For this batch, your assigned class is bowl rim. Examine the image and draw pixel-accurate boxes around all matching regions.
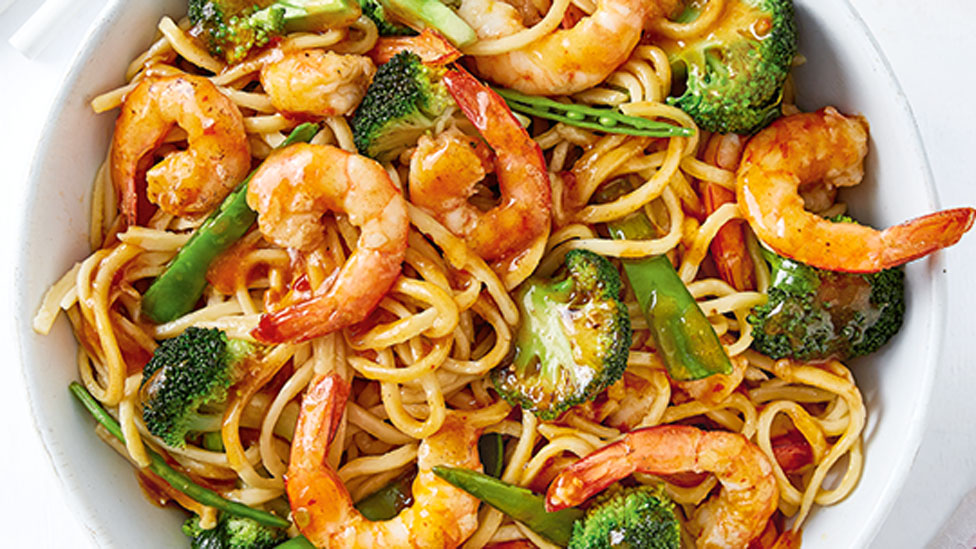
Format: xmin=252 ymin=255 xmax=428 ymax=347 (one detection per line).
xmin=12 ymin=0 xmax=945 ymax=547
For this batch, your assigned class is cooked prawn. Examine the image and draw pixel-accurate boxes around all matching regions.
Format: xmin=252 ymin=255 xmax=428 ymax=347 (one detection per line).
xmin=261 ymin=50 xmax=376 ymax=118
xmin=546 ymin=424 xmax=778 ymax=549
xmin=458 ymin=0 xmax=680 ymax=94
xmin=409 ymin=68 xmax=551 ymax=281
xmin=737 ymin=107 xmax=976 ymax=273
xmin=286 ymin=373 xmax=484 ymax=548
xmin=246 ymin=143 xmax=408 ymax=343
xmin=110 ymin=74 xmax=250 ymax=226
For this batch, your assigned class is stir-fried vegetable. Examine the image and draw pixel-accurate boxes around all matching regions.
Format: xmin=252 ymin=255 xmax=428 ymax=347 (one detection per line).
xmin=433 ymin=467 xmax=681 ymax=548
xmin=140 ymin=327 xmax=255 ymax=448
xmin=494 ymin=87 xmax=694 ymax=138
xmin=748 ymin=219 xmax=906 ymax=361
xmin=433 ymin=466 xmax=584 ymax=546
xmin=357 ymin=0 xmax=476 ymax=45
xmin=605 ymin=200 xmax=732 ymax=380
xmin=350 ymin=51 xmax=455 ymax=162
xmin=662 ymin=0 xmax=798 ymax=134
xmin=68 ymin=382 xmax=289 ymax=528
xmin=491 ymin=250 xmax=631 ymax=419
xmin=189 ymin=0 xmax=361 ymax=62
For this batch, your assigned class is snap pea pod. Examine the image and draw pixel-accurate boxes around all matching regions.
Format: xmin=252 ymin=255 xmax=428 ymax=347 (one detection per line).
xmin=355 ymin=469 xmax=416 ymax=521
xmin=433 ymin=466 xmax=584 ymax=546
xmin=606 ymin=209 xmax=733 ymax=381
xmin=478 ymin=433 xmax=504 ymax=478
xmin=492 ymin=87 xmax=695 ymax=138
xmin=141 ymin=122 xmax=320 ymax=324
xmin=68 ymin=382 xmax=289 ymax=529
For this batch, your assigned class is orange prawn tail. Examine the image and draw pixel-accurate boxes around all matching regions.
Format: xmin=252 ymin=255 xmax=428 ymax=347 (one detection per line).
xmin=879 ymin=207 xmax=976 ymax=270
xmin=286 ymin=373 xmax=354 ymax=540
xmin=545 ymin=425 xmax=698 ymax=511
xmin=369 ymin=29 xmax=462 ymax=66
xmin=251 ymin=246 xmax=405 ymax=344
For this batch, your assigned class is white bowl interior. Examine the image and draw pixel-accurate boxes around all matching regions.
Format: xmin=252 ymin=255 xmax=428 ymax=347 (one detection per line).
xmin=14 ymin=0 xmax=942 ymax=547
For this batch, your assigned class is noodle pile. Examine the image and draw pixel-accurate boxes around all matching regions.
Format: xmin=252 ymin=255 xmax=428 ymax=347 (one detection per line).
xmin=33 ymin=4 xmax=865 ymax=546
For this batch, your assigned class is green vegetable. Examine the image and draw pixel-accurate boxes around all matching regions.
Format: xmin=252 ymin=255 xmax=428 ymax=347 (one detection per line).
xmin=606 ymin=203 xmax=732 ymax=381
xmin=663 ymin=0 xmax=797 ymax=134
xmin=491 ymin=249 xmax=631 ymax=420
xmin=188 ymin=0 xmax=361 ymax=62
xmin=748 ymin=224 xmax=905 ymax=361
xmin=354 ymin=469 xmax=415 ymax=520
xmin=141 ymin=327 xmax=256 ymax=447
xmin=493 ymin=88 xmax=695 ymax=138
xmin=68 ymin=382 xmax=289 ymax=528
xmin=478 ymin=433 xmax=504 ymax=478
xmin=433 ymin=466 xmax=584 ymax=546
xmin=141 ymin=122 xmax=319 ymax=324
xmin=183 ymin=512 xmax=287 ymax=549
xmin=350 ymin=51 xmax=455 ymax=162
xmin=356 ymin=0 xmax=415 ymax=35
xmin=356 ymin=0 xmax=475 ymax=45
xmin=568 ymin=485 xmax=680 ymax=549
xmin=435 ymin=467 xmax=680 ymax=548
xmin=273 ymin=537 xmax=316 ymax=549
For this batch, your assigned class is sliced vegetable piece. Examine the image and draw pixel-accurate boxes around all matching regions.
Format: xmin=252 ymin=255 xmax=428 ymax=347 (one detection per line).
xmin=433 ymin=466 xmax=583 ymax=546
xmin=478 ymin=433 xmax=504 ymax=478
xmin=68 ymin=382 xmax=289 ymax=528
xmin=605 ymin=201 xmax=732 ymax=381
xmin=354 ymin=469 xmax=416 ymax=520
xmin=493 ymin=87 xmax=694 ymax=138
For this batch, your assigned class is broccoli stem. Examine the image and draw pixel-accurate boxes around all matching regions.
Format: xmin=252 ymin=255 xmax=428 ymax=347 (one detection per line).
xmin=278 ymin=0 xmax=361 ymax=32
xmin=606 ymin=211 xmax=733 ymax=381
xmin=381 ymin=0 xmax=476 ymax=46
xmin=68 ymin=382 xmax=290 ymax=529
xmin=433 ymin=466 xmax=584 ymax=546
xmin=141 ymin=123 xmax=320 ymax=324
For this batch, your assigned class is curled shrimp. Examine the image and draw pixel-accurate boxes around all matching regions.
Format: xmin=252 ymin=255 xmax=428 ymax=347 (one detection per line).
xmin=246 ymin=143 xmax=408 ymax=343
xmin=546 ymin=424 xmax=778 ymax=549
xmin=286 ymin=373 xmax=486 ymax=548
xmin=111 ymin=74 xmax=250 ymax=226
xmin=458 ymin=0 xmax=680 ymax=94
xmin=409 ymin=68 xmax=551 ymax=284
xmin=261 ymin=50 xmax=376 ymax=118
xmin=737 ymin=107 xmax=976 ymax=273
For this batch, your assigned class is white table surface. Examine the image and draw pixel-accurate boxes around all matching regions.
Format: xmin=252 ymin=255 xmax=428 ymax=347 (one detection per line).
xmin=1 ymin=1 xmax=973 ymax=546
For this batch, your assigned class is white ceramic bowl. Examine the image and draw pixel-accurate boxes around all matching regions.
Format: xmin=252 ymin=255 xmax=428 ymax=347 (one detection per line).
xmin=14 ymin=0 xmax=944 ymax=547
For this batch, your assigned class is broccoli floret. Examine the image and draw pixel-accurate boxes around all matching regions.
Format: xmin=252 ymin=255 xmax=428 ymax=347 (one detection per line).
xmin=661 ymin=0 xmax=797 ymax=134
xmin=188 ymin=0 xmax=360 ymax=63
xmin=491 ymin=250 xmax=631 ymax=420
xmin=141 ymin=327 xmax=255 ymax=447
xmin=350 ymin=51 xmax=455 ymax=161
xmin=568 ymin=486 xmax=680 ymax=549
xmin=183 ymin=512 xmax=286 ymax=549
xmin=748 ymin=227 xmax=906 ymax=361
xmin=356 ymin=0 xmax=416 ymax=35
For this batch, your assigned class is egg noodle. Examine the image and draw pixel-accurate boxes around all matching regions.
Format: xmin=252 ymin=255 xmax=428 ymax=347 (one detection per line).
xmin=33 ymin=6 xmax=865 ymax=547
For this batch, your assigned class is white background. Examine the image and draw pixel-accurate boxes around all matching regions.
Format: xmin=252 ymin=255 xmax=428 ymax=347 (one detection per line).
xmin=1 ymin=0 xmax=973 ymax=546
